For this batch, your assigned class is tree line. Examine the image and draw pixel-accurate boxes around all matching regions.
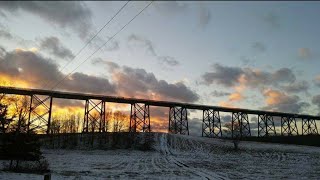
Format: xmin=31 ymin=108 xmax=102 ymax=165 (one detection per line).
xmin=0 ymin=94 xmax=130 ymax=134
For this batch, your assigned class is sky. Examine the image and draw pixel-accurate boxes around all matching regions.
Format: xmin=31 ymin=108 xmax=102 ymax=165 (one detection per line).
xmin=0 ymin=1 xmax=320 ymax=135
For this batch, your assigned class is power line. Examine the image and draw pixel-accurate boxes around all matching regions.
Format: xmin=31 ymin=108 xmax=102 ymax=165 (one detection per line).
xmin=41 ymin=1 xmax=130 ymax=89
xmin=50 ymin=1 xmax=153 ymax=91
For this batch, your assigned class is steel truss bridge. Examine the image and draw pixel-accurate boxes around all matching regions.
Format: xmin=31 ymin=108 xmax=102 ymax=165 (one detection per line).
xmin=0 ymin=86 xmax=319 ymax=138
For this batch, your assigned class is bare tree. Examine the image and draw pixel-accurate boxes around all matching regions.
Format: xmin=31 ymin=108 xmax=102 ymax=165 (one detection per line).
xmin=112 ymin=111 xmax=128 ymax=132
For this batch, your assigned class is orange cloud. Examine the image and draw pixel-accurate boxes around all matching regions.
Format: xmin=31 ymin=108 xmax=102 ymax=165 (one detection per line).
xmin=218 ymin=101 xmax=235 ymax=108
xmin=228 ymin=92 xmax=243 ymax=102
xmin=263 ymin=89 xmax=284 ymax=105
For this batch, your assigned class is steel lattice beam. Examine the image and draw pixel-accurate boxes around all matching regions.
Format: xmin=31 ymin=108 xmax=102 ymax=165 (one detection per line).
xmin=302 ymin=118 xmax=318 ymax=135
xmin=27 ymin=95 xmax=53 ymax=134
xmin=258 ymin=114 xmax=276 ymax=137
xmin=129 ymin=103 xmax=150 ymax=132
xmin=168 ymin=106 xmax=189 ymax=135
xmin=232 ymin=112 xmax=251 ymax=138
xmin=281 ymin=116 xmax=298 ymax=136
xmin=82 ymin=99 xmax=106 ymax=133
xmin=202 ymin=109 xmax=222 ymax=137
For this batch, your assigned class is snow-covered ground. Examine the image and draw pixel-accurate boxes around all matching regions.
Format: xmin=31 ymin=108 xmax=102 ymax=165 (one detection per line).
xmin=1 ymin=133 xmax=320 ymax=179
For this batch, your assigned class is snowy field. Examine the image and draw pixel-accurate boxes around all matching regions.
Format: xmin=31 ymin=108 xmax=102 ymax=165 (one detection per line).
xmin=1 ymin=133 xmax=320 ymax=179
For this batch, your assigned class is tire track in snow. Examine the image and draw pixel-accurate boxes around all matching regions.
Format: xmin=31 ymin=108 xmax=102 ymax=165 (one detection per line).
xmin=159 ymin=133 xmax=226 ymax=179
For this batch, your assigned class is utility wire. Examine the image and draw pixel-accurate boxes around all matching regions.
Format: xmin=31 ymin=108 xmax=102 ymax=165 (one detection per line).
xmin=41 ymin=1 xmax=130 ymax=89
xmin=50 ymin=1 xmax=153 ymax=90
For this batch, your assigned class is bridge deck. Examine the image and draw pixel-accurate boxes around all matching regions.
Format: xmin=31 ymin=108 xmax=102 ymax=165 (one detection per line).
xmin=0 ymin=86 xmax=319 ymax=119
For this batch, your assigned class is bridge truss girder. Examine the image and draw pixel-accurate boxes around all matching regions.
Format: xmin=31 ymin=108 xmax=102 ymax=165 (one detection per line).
xmin=258 ymin=114 xmax=276 ymax=137
xmin=27 ymin=95 xmax=53 ymax=134
xmin=83 ymin=99 xmax=106 ymax=133
xmin=302 ymin=118 xmax=318 ymax=135
xmin=232 ymin=112 xmax=251 ymax=138
xmin=129 ymin=103 xmax=150 ymax=133
xmin=169 ymin=106 xmax=189 ymax=135
xmin=281 ymin=116 xmax=298 ymax=136
xmin=202 ymin=109 xmax=222 ymax=137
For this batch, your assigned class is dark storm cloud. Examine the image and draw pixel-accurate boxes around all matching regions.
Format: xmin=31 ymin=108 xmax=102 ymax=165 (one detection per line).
xmin=201 ymin=63 xmax=296 ymax=88
xmin=0 ymin=48 xmax=116 ymax=94
xmin=0 ymin=1 xmax=93 ymax=39
xmin=282 ymin=80 xmax=309 ymax=93
xmin=39 ymin=36 xmax=75 ymax=60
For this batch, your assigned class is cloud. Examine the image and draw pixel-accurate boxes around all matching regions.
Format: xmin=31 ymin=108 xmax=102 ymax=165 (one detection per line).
xmin=252 ymin=42 xmax=266 ymax=53
xmin=262 ymin=89 xmax=309 ymax=113
xmin=298 ymin=48 xmax=312 ymax=60
xmin=188 ymin=118 xmax=202 ymax=136
xmin=202 ymin=64 xmax=243 ymax=87
xmin=202 ymin=63 xmax=296 ymax=89
xmin=282 ymin=80 xmax=309 ymax=93
xmin=153 ymin=1 xmax=187 ymax=16
xmin=39 ymin=36 xmax=75 ymax=60
xmin=0 ymin=1 xmax=93 ymax=39
xmin=228 ymin=92 xmax=243 ymax=102
xmin=0 ymin=48 xmax=116 ymax=94
xmin=314 ymin=75 xmax=320 ymax=87
xmin=158 ymin=56 xmax=180 ymax=66
xmin=128 ymin=34 xmax=180 ymax=67
xmin=210 ymin=90 xmax=231 ymax=97
xmin=0 ymin=29 xmax=13 ymax=40
xmin=128 ymin=34 xmax=156 ymax=56
xmin=312 ymin=95 xmax=320 ymax=108
xmin=261 ymin=12 xmax=280 ymax=28
xmin=198 ymin=7 xmax=211 ymax=28
xmin=89 ymin=36 xmax=120 ymax=52
xmin=92 ymin=58 xmax=120 ymax=72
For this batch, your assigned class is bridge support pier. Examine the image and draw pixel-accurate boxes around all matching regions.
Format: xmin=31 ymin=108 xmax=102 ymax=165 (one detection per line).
xmin=302 ymin=118 xmax=318 ymax=135
xmin=83 ymin=99 xmax=106 ymax=133
xmin=281 ymin=116 xmax=298 ymax=136
xmin=168 ymin=106 xmax=189 ymax=135
xmin=232 ymin=112 xmax=251 ymax=138
xmin=258 ymin=114 xmax=276 ymax=137
xmin=129 ymin=103 xmax=150 ymax=132
xmin=27 ymin=95 xmax=53 ymax=134
xmin=202 ymin=109 xmax=222 ymax=137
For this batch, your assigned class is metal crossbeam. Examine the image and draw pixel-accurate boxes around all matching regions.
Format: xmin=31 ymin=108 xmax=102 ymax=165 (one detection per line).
xmin=202 ymin=109 xmax=222 ymax=137
xmin=168 ymin=106 xmax=189 ymax=135
xmin=258 ymin=114 xmax=276 ymax=137
xmin=83 ymin=99 xmax=106 ymax=133
xmin=129 ymin=103 xmax=150 ymax=132
xmin=302 ymin=118 xmax=318 ymax=135
xmin=1 ymin=86 xmax=319 ymax=119
xmin=27 ymin=95 xmax=53 ymax=134
xmin=281 ymin=116 xmax=298 ymax=136
xmin=232 ymin=112 xmax=251 ymax=138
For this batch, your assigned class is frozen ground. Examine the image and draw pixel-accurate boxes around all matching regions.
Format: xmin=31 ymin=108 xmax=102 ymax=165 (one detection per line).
xmin=1 ymin=133 xmax=320 ymax=179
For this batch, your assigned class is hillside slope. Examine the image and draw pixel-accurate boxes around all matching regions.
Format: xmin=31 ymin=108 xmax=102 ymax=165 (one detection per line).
xmin=1 ymin=133 xmax=320 ymax=179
